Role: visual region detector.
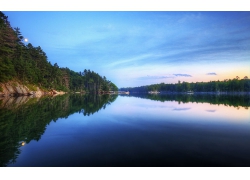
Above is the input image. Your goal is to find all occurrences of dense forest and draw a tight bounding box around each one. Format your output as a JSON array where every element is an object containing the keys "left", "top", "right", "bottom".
[
  {"left": 0, "top": 12, "right": 118, "bottom": 92},
  {"left": 0, "top": 93, "right": 118, "bottom": 166},
  {"left": 120, "top": 77, "right": 250, "bottom": 93}
]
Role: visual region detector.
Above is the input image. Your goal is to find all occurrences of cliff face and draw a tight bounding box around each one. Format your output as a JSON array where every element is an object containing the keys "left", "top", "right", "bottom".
[{"left": 0, "top": 81, "right": 65, "bottom": 97}]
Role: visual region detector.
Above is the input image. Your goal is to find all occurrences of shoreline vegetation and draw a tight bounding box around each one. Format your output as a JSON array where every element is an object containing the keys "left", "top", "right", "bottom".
[
  {"left": 120, "top": 77, "right": 250, "bottom": 94},
  {"left": 0, "top": 12, "right": 118, "bottom": 97},
  {"left": 0, "top": 80, "right": 120, "bottom": 98},
  {"left": 130, "top": 91, "right": 250, "bottom": 95}
]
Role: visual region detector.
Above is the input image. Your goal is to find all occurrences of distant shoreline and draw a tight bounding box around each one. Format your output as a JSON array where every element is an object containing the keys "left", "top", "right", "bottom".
[{"left": 128, "top": 91, "right": 250, "bottom": 95}]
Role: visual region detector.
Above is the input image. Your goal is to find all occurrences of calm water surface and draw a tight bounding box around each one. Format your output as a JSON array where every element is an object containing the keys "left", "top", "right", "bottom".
[{"left": 1, "top": 94, "right": 250, "bottom": 167}]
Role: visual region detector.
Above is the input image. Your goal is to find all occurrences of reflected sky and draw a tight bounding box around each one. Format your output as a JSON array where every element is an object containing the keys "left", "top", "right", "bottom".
[
  {"left": 7, "top": 95, "right": 250, "bottom": 167},
  {"left": 110, "top": 96, "right": 250, "bottom": 124}
]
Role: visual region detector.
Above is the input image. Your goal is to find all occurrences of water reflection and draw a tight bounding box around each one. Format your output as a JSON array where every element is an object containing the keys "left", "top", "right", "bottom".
[
  {"left": 0, "top": 94, "right": 118, "bottom": 167},
  {"left": 1, "top": 93, "right": 250, "bottom": 167},
  {"left": 173, "top": 108, "right": 191, "bottom": 111},
  {"left": 206, "top": 110, "right": 216, "bottom": 112},
  {"left": 120, "top": 93, "right": 250, "bottom": 109}
]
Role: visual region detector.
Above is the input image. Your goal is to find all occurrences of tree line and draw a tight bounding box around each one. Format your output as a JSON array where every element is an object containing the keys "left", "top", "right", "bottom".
[
  {"left": 0, "top": 12, "right": 118, "bottom": 92},
  {"left": 120, "top": 76, "right": 250, "bottom": 93}
]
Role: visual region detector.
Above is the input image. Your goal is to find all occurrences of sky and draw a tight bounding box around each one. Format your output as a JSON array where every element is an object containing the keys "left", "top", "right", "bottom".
[{"left": 3, "top": 11, "right": 250, "bottom": 88}]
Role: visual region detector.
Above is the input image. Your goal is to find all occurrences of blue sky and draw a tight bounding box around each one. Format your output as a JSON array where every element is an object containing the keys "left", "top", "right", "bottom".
[{"left": 3, "top": 11, "right": 250, "bottom": 87}]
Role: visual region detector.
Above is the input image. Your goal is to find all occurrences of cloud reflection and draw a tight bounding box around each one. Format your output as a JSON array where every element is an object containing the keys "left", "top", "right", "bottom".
[
  {"left": 173, "top": 108, "right": 191, "bottom": 111},
  {"left": 206, "top": 110, "right": 217, "bottom": 112}
]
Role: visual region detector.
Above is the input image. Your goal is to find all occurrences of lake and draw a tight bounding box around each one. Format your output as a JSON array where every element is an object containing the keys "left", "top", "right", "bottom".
[{"left": 1, "top": 93, "right": 250, "bottom": 167}]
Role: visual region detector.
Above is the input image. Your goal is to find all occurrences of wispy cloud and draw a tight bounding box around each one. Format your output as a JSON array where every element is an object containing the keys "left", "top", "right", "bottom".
[
  {"left": 206, "top": 73, "right": 217, "bottom": 75},
  {"left": 137, "top": 73, "right": 194, "bottom": 80},
  {"left": 106, "top": 53, "right": 153, "bottom": 68},
  {"left": 177, "top": 12, "right": 202, "bottom": 24},
  {"left": 137, "top": 75, "right": 174, "bottom": 80},
  {"left": 173, "top": 74, "right": 192, "bottom": 77}
]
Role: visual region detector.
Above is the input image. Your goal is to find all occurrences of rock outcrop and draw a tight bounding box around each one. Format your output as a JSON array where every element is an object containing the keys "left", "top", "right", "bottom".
[
  {"left": 0, "top": 81, "right": 66, "bottom": 97},
  {"left": 0, "top": 82, "right": 31, "bottom": 97}
]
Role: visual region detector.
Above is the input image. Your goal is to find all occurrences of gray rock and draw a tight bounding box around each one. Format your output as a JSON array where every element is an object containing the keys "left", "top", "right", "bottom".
[
  {"left": 5, "top": 97, "right": 15, "bottom": 107},
  {"left": 29, "top": 91, "right": 35, "bottom": 95},
  {"left": 15, "top": 86, "right": 23, "bottom": 94},
  {"left": 15, "top": 96, "right": 23, "bottom": 104},
  {"left": 20, "top": 96, "right": 28, "bottom": 104},
  {"left": 6, "top": 85, "right": 16, "bottom": 94},
  {"left": 20, "top": 86, "right": 28, "bottom": 95}
]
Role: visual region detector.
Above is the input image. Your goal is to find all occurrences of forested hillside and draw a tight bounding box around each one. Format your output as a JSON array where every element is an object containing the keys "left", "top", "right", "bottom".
[
  {"left": 0, "top": 12, "right": 118, "bottom": 93},
  {"left": 120, "top": 77, "right": 250, "bottom": 93}
]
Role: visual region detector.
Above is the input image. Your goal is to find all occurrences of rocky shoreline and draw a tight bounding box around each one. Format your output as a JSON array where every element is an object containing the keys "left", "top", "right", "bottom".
[{"left": 0, "top": 81, "right": 66, "bottom": 97}]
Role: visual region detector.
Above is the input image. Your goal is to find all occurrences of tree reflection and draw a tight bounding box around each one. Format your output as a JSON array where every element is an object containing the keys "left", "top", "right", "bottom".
[
  {"left": 120, "top": 93, "right": 250, "bottom": 108},
  {"left": 0, "top": 93, "right": 118, "bottom": 166}
]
